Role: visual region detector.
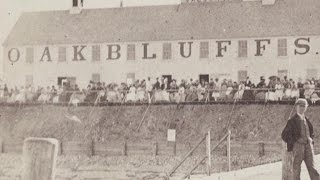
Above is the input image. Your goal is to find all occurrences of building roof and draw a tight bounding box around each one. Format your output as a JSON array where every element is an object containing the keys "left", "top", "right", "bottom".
[{"left": 3, "top": 0, "right": 320, "bottom": 46}]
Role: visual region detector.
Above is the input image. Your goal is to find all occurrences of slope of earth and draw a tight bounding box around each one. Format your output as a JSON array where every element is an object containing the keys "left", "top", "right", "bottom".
[{"left": 0, "top": 104, "right": 320, "bottom": 143}]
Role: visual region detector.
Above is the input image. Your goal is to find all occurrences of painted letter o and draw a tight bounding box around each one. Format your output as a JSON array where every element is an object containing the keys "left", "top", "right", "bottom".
[{"left": 8, "top": 48, "right": 20, "bottom": 62}]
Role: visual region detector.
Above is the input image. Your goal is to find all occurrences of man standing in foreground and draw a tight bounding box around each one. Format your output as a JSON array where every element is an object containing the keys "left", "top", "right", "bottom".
[{"left": 282, "top": 98, "right": 320, "bottom": 180}]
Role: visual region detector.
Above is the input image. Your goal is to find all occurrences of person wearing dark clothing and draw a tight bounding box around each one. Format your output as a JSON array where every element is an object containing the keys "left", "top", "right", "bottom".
[
  {"left": 243, "top": 76, "right": 254, "bottom": 101},
  {"left": 3, "top": 84, "right": 9, "bottom": 97},
  {"left": 153, "top": 78, "right": 160, "bottom": 90},
  {"left": 297, "top": 80, "right": 304, "bottom": 98},
  {"left": 257, "top": 76, "right": 266, "bottom": 88},
  {"left": 281, "top": 99, "right": 319, "bottom": 180}
]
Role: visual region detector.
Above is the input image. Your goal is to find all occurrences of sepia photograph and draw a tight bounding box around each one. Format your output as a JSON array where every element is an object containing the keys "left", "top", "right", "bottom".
[{"left": 0, "top": 0, "right": 320, "bottom": 179}]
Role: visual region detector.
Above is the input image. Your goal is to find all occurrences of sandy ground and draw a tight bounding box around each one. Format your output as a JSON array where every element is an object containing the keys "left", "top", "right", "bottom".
[
  {"left": 186, "top": 155, "right": 320, "bottom": 180},
  {"left": 0, "top": 153, "right": 317, "bottom": 180},
  {"left": 0, "top": 153, "right": 281, "bottom": 180}
]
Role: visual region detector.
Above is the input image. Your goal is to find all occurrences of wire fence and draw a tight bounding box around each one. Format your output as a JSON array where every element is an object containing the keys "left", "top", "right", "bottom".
[{"left": 0, "top": 87, "right": 320, "bottom": 106}]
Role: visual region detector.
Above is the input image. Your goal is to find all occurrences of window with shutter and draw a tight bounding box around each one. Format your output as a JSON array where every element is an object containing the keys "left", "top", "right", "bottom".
[
  {"left": 163, "top": 43, "right": 172, "bottom": 60},
  {"left": 200, "top": 42, "right": 209, "bottom": 59},
  {"left": 238, "top": 40, "right": 247, "bottom": 57},
  {"left": 278, "top": 39, "right": 287, "bottom": 57},
  {"left": 58, "top": 47, "right": 67, "bottom": 62},
  {"left": 26, "top": 47, "right": 34, "bottom": 63},
  {"left": 92, "top": 45, "right": 100, "bottom": 61},
  {"left": 127, "top": 44, "right": 135, "bottom": 60}
]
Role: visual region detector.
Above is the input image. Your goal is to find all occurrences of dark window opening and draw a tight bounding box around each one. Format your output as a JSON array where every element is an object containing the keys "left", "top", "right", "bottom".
[
  {"left": 162, "top": 75, "right": 172, "bottom": 88},
  {"left": 73, "top": 0, "right": 78, "bottom": 7},
  {"left": 199, "top": 74, "right": 209, "bottom": 84}
]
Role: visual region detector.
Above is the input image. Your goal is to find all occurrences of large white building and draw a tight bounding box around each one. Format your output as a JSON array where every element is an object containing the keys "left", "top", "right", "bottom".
[{"left": 2, "top": 0, "right": 320, "bottom": 88}]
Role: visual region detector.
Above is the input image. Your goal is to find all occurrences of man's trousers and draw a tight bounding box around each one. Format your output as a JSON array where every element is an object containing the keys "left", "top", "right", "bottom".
[{"left": 293, "top": 142, "right": 320, "bottom": 180}]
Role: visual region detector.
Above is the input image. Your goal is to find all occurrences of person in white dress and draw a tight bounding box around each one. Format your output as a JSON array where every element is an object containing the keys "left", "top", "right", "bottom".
[
  {"left": 234, "top": 82, "right": 245, "bottom": 101},
  {"left": 126, "top": 84, "right": 136, "bottom": 102},
  {"left": 136, "top": 81, "right": 146, "bottom": 102},
  {"left": 15, "top": 86, "right": 26, "bottom": 104},
  {"left": 304, "top": 81, "right": 313, "bottom": 100},
  {"left": 291, "top": 82, "right": 300, "bottom": 100},
  {"left": 212, "top": 78, "right": 221, "bottom": 101},
  {"left": 275, "top": 80, "right": 284, "bottom": 101},
  {"left": 146, "top": 77, "right": 153, "bottom": 103}
]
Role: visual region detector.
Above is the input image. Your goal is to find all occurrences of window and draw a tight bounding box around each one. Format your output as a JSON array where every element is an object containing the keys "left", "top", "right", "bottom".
[
  {"left": 199, "top": 74, "right": 209, "bottom": 83},
  {"left": 26, "top": 47, "right": 34, "bottom": 63},
  {"left": 306, "top": 69, "right": 318, "bottom": 80},
  {"left": 163, "top": 43, "right": 172, "bottom": 60},
  {"left": 25, "top": 75, "right": 33, "bottom": 87},
  {"left": 73, "top": 0, "right": 78, "bottom": 7},
  {"left": 126, "top": 73, "right": 135, "bottom": 85},
  {"left": 278, "top": 39, "right": 287, "bottom": 56},
  {"left": 238, "top": 70, "right": 247, "bottom": 83},
  {"left": 238, "top": 40, "right": 247, "bottom": 57},
  {"left": 58, "top": 77, "right": 67, "bottom": 86},
  {"left": 92, "top": 73, "right": 100, "bottom": 83},
  {"left": 92, "top": 45, "right": 100, "bottom": 61},
  {"left": 162, "top": 75, "right": 172, "bottom": 87},
  {"left": 200, "top": 42, "right": 209, "bottom": 58},
  {"left": 58, "top": 47, "right": 67, "bottom": 62},
  {"left": 278, "top": 70, "right": 288, "bottom": 80},
  {"left": 127, "top": 44, "right": 135, "bottom": 60}
]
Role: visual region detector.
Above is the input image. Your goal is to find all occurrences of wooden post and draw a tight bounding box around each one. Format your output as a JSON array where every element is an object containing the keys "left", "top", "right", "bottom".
[
  {"left": 0, "top": 138, "right": 3, "bottom": 154},
  {"left": 282, "top": 141, "right": 293, "bottom": 180},
  {"left": 258, "top": 142, "right": 265, "bottom": 157},
  {"left": 206, "top": 130, "right": 211, "bottom": 176},
  {"left": 122, "top": 141, "right": 127, "bottom": 156},
  {"left": 22, "top": 138, "right": 59, "bottom": 180},
  {"left": 167, "top": 128, "right": 177, "bottom": 156},
  {"left": 58, "top": 141, "right": 62, "bottom": 156},
  {"left": 153, "top": 142, "right": 158, "bottom": 156},
  {"left": 90, "top": 140, "right": 94, "bottom": 157},
  {"left": 227, "top": 130, "right": 231, "bottom": 172}
]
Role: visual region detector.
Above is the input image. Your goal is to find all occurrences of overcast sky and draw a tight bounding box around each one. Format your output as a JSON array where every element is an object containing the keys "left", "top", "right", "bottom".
[{"left": 0, "top": 0, "right": 180, "bottom": 61}]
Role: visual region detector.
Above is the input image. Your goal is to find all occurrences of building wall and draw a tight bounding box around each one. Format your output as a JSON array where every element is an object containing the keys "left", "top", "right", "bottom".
[{"left": 3, "top": 35, "right": 320, "bottom": 88}]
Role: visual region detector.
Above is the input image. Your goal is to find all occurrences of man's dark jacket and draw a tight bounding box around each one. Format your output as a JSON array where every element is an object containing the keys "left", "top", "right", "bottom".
[{"left": 281, "top": 114, "right": 314, "bottom": 152}]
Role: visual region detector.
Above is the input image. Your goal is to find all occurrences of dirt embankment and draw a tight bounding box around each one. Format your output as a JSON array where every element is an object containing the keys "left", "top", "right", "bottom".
[{"left": 1, "top": 103, "right": 320, "bottom": 144}]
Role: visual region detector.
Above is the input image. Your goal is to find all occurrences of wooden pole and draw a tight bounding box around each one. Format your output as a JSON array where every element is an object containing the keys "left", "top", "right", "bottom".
[
  {"left": 136, "top": 103, "right": 151, "bottom": 132},
  {"left": 282, "top": 141, "right": 293, "bottom": 180},
  {"left": 258, "top": 142, "right": 265, "bottom": 157},
  {"left": 227, "top": 130, "right": 231, "bottom": 172},
  {"left": 206, "top": 130, "right": 211, "bottom": 176},
  {"left": 0, "top": 138, "right": 3, "bottom": 154},
  {"left": 122, "top": 141, "right": 127, "bottom": 156},
  {"left": 153, "top": 142, "right": 158, "bottom": 156}
]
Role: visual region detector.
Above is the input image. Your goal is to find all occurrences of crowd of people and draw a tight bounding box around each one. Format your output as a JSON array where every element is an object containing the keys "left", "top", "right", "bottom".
[{"left": 1, "top": 75, "right": 320, "bottom": 105}]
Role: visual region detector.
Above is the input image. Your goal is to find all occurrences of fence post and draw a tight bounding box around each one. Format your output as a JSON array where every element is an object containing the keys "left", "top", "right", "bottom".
[
  {"left": 206, "top": 130, "right": 211, "bottom": 176},
  {"left": 22, "top": 138, "right": 59, "bottom": 180},
  {"left": 282, "top": 141, "right": 293, "bottom": 180},
  {"left": 153, "top": 142, "right": 158, "bottom": 156},
  {"left": 0, "top": 138, "right": 3, "bottom": 154},
  {"left": 227, "top": 130, "right": 231, "bottom": 172},
  {"left": 122, "top": 141, "right": 127, "bottom": 156},
  {"left": 258, "top": 142, "right": 265, "bottom": 157},
  {"left": 58, "top": 141, "right": 62, "bottom": 156},
  {"left": 90, "top": 140, "right": 94, "bottom": 157}
]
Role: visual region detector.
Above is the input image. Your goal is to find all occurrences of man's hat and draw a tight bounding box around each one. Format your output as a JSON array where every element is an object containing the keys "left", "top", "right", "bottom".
[{"left": 295, "top": 98, "right": 308, "bottom": 107}]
